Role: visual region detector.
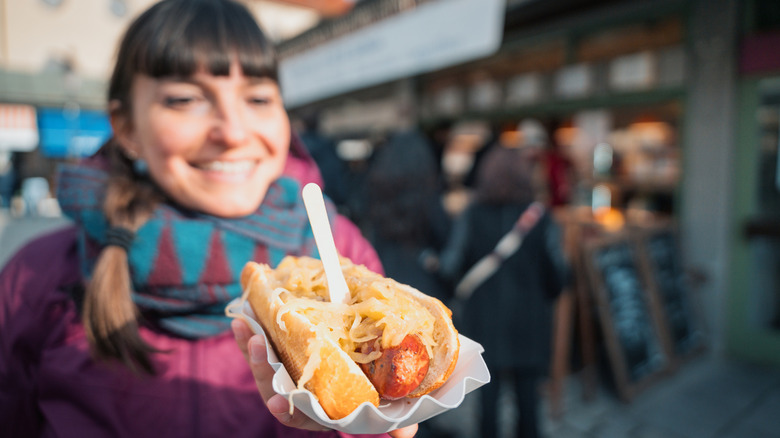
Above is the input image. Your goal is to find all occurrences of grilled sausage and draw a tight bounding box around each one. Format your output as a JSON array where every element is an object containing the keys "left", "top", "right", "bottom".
[{"left": 359, "top": 334, "right": 430, "bottom": 400}]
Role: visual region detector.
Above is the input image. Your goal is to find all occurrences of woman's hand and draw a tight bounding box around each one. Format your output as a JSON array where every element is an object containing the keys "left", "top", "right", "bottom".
[
  {"left": 387, "top": 425, "right": 418, "bottom": 438},
  {"left": 231, "top": 319, "right": 418, "bottom": 437},
  {"left": 232, "top": 319, "right": 330, "bottom": 431}
]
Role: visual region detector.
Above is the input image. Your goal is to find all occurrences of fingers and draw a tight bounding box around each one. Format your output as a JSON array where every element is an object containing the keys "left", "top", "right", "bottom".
[
  {"left": 231, "top": 318, "right": 252, "bottom": 360},
  {"left": 231, "top": 319, "right": 277, "bottom": 402},
  {"left": 245, "top": 335, "right": 281, "bottom": 405},
  {"left": 266, "top": 394, "right": 330, "bottom": 432},
  {"left": 235, "top": 319, "right": 405, "bottom": 434},
  {"left": 388, "top": 424, "right": 418, "bottom": 438},
  {"left": 231, "top": 319, "right": 328, "bottom": 431}
]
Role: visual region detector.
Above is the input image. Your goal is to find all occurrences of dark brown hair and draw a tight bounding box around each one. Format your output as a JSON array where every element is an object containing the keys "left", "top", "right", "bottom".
[
  {"left": 86, "top": 0, "right": 278, "bottom": 374},
  {"left": 367, "top": 130, "right": 440, "bottom": 243},
  {"left": 108, "top": 0, "right": 277, "bottom": 115},
  {"left": 473, "top": 145, "right": 538, "bottom": 205}
]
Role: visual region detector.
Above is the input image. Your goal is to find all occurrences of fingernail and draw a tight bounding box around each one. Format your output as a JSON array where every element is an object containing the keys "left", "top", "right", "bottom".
[{"left": 267, "top": 394, "right": 290, "bottom": 416}]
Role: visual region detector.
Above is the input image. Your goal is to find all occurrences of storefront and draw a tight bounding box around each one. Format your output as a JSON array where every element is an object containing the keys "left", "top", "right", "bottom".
[
  {"left": 289, "top": 0, "right": 688, "bottom": 217},
  {"left": 288, "top": 1, "right": 712, "bottom": 396},
  {"left": 285, "top": 0, "right": 771, "bottom": 373},
  {"left": 418, "top": 7, "right": 686, "bottom": 215},
  {"left": 729, "top": 0, "right": 780, "bottom": 365}
]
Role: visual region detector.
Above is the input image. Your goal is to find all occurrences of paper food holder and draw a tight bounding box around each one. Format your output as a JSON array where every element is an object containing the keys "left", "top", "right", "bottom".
[{"left": 226, "top": 297, "right": 490, "bottom": 434}]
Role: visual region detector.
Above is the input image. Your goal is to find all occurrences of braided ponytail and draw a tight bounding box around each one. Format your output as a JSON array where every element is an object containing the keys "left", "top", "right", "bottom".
[{"left": 82, "top": 140, "right": 162, "bottom": 374}]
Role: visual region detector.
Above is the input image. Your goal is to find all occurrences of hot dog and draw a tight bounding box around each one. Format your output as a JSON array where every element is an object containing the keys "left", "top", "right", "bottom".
[{"left": 239, "top": 256, "right": 459, "bottom": 420}]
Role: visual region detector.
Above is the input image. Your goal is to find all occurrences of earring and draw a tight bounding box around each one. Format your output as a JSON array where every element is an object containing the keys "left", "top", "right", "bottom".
[
  {"left": 120, "top": 147, "right": 147, "bottom": 176},
  {"left": 133, "top": 158, "right": 149, "bottom": 176}
]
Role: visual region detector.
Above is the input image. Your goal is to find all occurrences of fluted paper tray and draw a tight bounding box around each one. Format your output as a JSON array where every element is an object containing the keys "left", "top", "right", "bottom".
[{"left": 226, "top": 298, "right": 490, "bottom": 434}]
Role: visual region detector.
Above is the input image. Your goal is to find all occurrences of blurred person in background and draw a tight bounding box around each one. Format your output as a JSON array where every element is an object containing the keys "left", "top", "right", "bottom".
[
  {"left": 440, "top": 121, "right": 493, "bottom": 219},
  {"left": 0, "top": 1, "right": 415, "bottom": 437},
  {"left": 20, "top": 176, "right": 51, "bottom": 217},
  {"left": 0, "top": 151, "right": 15, "bottom": 209},
  {"left": 438, "top": 144, "right": 569, "bottom": 438},
  {"left": 425, "top": 122, "right": 450, "bottom": 175},
  {"left": 516, "top": 118, "right": 577, "bottom": 208},
  {"left": 539, "top": 119, "right": 575, "bottom": 208},
  {"left": 364, "top": 129, "right": 451, "bottom": 303},
  {"left": 516, "top": 119, "right": 553, "bottom": 205},
  {"left": 296, "top": 112, "right": 351, "bottom": 209}
]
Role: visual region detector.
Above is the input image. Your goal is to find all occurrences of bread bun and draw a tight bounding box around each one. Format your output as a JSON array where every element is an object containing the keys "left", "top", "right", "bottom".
[{"left": 239, "top": 256, "right": 459, "bottom": 420}]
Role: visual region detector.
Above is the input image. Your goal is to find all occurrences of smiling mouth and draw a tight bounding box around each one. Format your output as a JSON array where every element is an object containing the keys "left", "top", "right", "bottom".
[{"left": 196, "top": 160, "right": 257, "bottom": 174}]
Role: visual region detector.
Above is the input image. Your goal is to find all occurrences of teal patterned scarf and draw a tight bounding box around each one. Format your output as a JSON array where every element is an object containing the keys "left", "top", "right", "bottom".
[{"left": 56, "top": 156, "right": 329, "bottom": 338}]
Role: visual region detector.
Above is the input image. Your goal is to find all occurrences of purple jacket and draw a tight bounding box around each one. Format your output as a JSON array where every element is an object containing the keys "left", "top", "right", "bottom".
[{"left": 0, "top": 216, "right": 385, "bottom": 438}]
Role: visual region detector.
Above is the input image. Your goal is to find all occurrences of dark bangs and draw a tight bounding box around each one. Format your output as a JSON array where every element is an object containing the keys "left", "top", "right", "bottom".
[{"left": 109, "top": 0, "right": 277, "bottom": 102}]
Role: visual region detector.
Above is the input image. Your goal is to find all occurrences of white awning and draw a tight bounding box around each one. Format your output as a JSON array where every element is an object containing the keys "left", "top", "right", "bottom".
[
  {"left": 279, "top": 0, "right": 506, "bottom": 108},
  {"left": 0, "top": 104, "right": 38, "bottom": 152}
]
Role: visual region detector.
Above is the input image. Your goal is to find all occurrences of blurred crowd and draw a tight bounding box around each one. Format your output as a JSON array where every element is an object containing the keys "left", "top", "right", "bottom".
[{"left": 297, "top": 115, "right": 574, "bottom": 438}]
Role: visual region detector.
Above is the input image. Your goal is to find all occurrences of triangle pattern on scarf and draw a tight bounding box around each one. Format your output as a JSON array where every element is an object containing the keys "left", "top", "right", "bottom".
[
  {"left": 131, "top": 218, "right": 164, "bottom": 284},
  {"left": 57, "top": 154, "right": 326, "bottom": 338},
  {"left": 147, "top": 226, "right": 183, "bottom": 286},
  {"left": 173, "top": 220, "right": 214, "bottom": 285},
  {"left": 223, "top": 230, "right": 256, "bottom": 279},
  {"left": 253, "top": 244, "right": 269, "bottom": 266},
  {"left": 200, "top": 230, "right": 233, "bottom": 285}
]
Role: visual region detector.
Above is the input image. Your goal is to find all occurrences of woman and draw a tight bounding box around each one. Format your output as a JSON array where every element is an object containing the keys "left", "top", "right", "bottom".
[
  {"left": 0, "top": 1, "right": 415, "bottom": 437},
  {"left": 439, "top": 145, "right": 569, "bottom": 438}
]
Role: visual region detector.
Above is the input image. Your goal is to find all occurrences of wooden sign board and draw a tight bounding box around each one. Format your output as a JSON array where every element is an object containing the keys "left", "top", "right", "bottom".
[
  {"left": 582, "top": 232, "right": 672, "bottom": 402},
  {"left": 634, "top": 224, "right": 706, "bottom": 366}
]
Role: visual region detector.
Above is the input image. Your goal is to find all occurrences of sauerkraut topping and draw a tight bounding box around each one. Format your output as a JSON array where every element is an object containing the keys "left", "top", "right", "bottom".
[{"left": 270, "top": 256, "right": 437, "bottom": 365}]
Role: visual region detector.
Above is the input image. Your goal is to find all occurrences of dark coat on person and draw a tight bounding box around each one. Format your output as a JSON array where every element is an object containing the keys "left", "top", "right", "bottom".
[
  {"left": 451, "top": 202, "right": 566, "bottom": 372},
  {"left": 439, "top": 145, "right": 569, "bottom": 373}
]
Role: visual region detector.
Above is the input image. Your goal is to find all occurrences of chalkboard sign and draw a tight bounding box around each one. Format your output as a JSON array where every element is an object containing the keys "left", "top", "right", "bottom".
[
  {"left": 583, "top": 232, "right": 671, "bottom": 401},
  {"left": 636, "top": 225, "right": 705, "bottom": 364}
]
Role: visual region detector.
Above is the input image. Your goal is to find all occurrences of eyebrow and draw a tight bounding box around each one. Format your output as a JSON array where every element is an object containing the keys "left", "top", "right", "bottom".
[
  {"left": 246, "top": 77, "right": 275, "bottom": 85},
  {"left": 157, "top": 75, "right": 275, "bottom": 87}
]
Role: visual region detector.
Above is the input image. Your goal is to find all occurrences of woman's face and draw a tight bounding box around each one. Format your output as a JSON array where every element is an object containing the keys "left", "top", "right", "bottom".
[{"left": 115, "top": 61, "right": 290, "bottom": 218}]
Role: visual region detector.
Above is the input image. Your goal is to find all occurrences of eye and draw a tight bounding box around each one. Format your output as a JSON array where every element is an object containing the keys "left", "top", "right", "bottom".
[
  {"left": 246, "top": 81, "right": 280, "bottom": 107},
  {"left": 164, "top": 95, "right": 201, "bottom": 108},
  {"left": 247, "top": 95, "right": 273, "bottom": 106}
]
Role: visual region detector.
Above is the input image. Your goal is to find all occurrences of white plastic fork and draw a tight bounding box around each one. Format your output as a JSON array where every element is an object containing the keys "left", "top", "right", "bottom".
[{"left": 301, "top": 182, "right": 350, "bottom": 304}]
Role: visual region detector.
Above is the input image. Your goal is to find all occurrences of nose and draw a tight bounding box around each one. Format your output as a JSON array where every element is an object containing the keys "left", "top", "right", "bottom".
[{"left": 210, "top": 102, "right": 248, "bottom": 147}]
